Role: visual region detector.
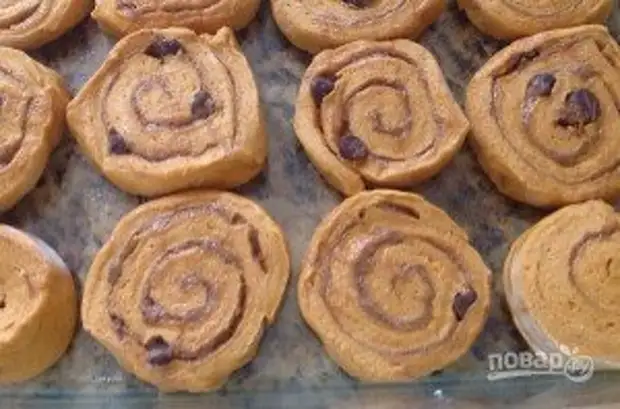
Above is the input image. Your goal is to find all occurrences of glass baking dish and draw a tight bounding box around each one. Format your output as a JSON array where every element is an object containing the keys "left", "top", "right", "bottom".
[{"left": 1, "top": 1, "right": 620, "bottom": 408}]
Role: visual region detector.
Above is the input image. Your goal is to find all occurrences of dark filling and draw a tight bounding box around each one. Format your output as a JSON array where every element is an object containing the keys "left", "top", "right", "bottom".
[
  {"left": 110, "top": 314, "right": 127, "bottom": 339},
  {"left": 108, "top": 128, "right": 131, "bottom": 155},
  {"left": 375, "top": 202, "right": 421, "bottom": 220},
  {"left": 452, "top": 288, "right": 478, "bottom": 321},
  {"left": 503, "top": 50, "right": 540, "bottom": 75},
  {"left": 557, "top": 89, "right": 601, "bottom": 127},
  {"left": 311, "top": 75, "right": 335, "bottom": 106},
  {"left": 338, "top": 133, "right": 368, "bottom": 161},
  {"left": 526, "top": 73, "right": 556, "bottom": 98},
  {"left": 144, "top": 38, "right": 183, "bottom": 60},
  {"left": 191, "top": 90, "right": 216, "bottom": 120},
  {"left": 145, "top": 336, "right": 174, "bottom": 366},
  {"left": 248, "top": 228, "right": 267, "bottom": 273},
  {"left": 342, "top": 0, "right": 372, "bottom": 8}
]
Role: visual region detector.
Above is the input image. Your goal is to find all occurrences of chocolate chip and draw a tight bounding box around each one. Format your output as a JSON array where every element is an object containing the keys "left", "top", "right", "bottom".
[
  {"left": 311, "top": 75, "right": 335, "bottom": 105},
  {"left": 342, "top": 0, "right": 371, "bottom": 7},
  {"left": 452, "top": 288, "right": 478, "bottom": 321},
  {"left": 526, "top": 73, "right": 556, "bottom": 98},
  {"left": 144, "top": 38, "right": 183, "bottom": 60},
  {"left": 108, "top": 128, "right": 130, "bottom": 155},
  {"left": 109, "top": 314, "right": 127, "bottom": 339},
  {"left": 145, "top": 336, "right": 174, "bottom": 366},
  {"left": 191, "top": 90, "right": 216, "bottom": 119},
  {"left": 338, "top": 134, "right": 368, "bottom": 161},
  {"left": 557, "top": 89, "right": 601, "bottom": 127}
]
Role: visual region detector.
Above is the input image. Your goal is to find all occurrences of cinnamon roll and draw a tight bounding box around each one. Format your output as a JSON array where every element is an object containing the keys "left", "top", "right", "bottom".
[
  {"left": 92, "top": 0, "right": 260, "bottom": 37},
  {"left": 299, "top": 190, "right": 491, "bottom": 381},
  {"left": 467, "top": 25, "right": 620, "bottom": 208},
  {"left": 66, "top": 27, "right": 266, "bottom": 197},
  {"left": 458, "top": 0, "right": 612, "bottom": 39},
  {"left": 295, "top": 39, "right": 469, "bottom": 196},
  {"left": 81, "top": 190, "right": 290, "bottom": 392},
  {"left": 0, "top": 225, "right": 76, "bottom": 384},
  {"left": 0, "top": 0, "right": 92, "bottom": 49},
  {"left": 271, "top": 0, "right": 445, "bottom": 53},
  {"left": 504, "top": 200, "right": 620, "bottom": 369},
  {"left": 0, "top": 47, "right": 69, "bottom": 211}
]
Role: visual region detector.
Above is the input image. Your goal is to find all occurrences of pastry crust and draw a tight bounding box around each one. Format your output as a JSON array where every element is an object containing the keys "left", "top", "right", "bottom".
[
  {"left": 458, "top": 0, "right": 612, "bottom": 39},
  {"left": 93, "top": 0, "right": 260, "bottom": 37},
  {"left": 271, "top": 0, "right": 444, "bottom": 54},
  {"left": 82, "top": 190, "right": 290, "bottom": 392},
  {"left": 67, "top": 27, "right": 266, "bottom": 197},
  {"left": 298, "top": 190, "right": 491, "bottom": 381},
  {"left": 0, "top": 47, "right": 69, "bottom": 211},
  {"left": 0, "top": 225, "right": 76, "bottom": 384},
  {"left": 504, "top": 200, "right": 620, "bottom": 369},
  {"left": 0, "top": 0, "right": 92, "bottom": 49},
  {"left": 466, "top": 25, "right": 620, "bottom": 208},
  {"left": 295, "top": 39, "right": 469, "bottom": 196}
]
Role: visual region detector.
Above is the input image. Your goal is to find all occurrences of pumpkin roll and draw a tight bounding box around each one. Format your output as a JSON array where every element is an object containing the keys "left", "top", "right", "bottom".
[
  {"left": 271, "top": 0, "right": 445, "bottom": 54},
  {"left": 0, "top": 0, "right": 92, "bottom": 49},
  {"left": 457, "top": 0, "right": 612, "bottom": 40},
  {"left": 294, "top": 39, "right": 469, "bottom": 196},
  {"left": 467, "top": 25, "right": 620, "bottom": 208},
  {"left": 82, "top": 191, "right": 290, "bottom": 392},
  {"left": 0, "top": 225, "right": 77, "bottom": 384},
  {"left": 67, "top": 27, "right": 265, "bottom": 197},
  {"left": 299, "top": 190, "right": 491, "bottom": 381},
  {"left": 0, "top": 47, "right": 69, "bottom": 211},
  {"left": 504, "top": 200, "right": 620, "bottom": 369},
  {"left": 92, "top": 0, "right": 260, "bottom": 38}
]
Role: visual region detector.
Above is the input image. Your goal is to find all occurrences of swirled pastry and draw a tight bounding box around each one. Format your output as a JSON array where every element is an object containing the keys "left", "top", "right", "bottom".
[
  {"left": 82, "top": 190, "right": 290, "bottom": 392},
  {"left": 504, "top": 200, "right": 620, "bottom": 369},
  {"left": 0, "top": 0, "right": 92, "bottom": 49},
  {"left": 299, "top": 190, "right": 491, "bottom": 381},
  {"left": 0, "top": 47, "right": 69, "bottom": 211},
  {"left": 295, "top": 40, "right": 469, "bottom": 196},
  {"left": 0, "top": 225, "right": 76, "bottom": 384},
  {"left": 457, "top": 0, "right": 612, "bottom": 39},
  {"left": 67, "top": 27, "right": 265, "bottom": 197},
  {"left": 271, "top": 0, "right": 444, "bottom": 53},
  {"left": 467, "top": 25, "right": 620, "bottom": 208},
  {"left": 92, "top": 0, "right": 260, "bottom": 37}
]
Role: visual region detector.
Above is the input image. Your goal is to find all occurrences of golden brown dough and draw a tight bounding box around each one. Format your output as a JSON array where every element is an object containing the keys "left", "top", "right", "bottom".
[
  {"left": 0, "top": 47, "right": 69, "bottom": 211},
  {"left": 0, "top": 225, "right": 77, "bottom": 384},
  {"left": 271, "top": 0, "right": 445, "bottom": 54},
  {"left": 504, "top": 200, "right": 620, "bottom": 369},
  {"left": 299, "top": 190, "right": 491, "bottom": 381},
  {"left": 67, "top": 27, "right": 266, "bottom": 197},
  {"left": 467, "top": 25, "right": 620, "bottom": 208},
  {"left": 82, "top": 190, "right": 290, "bottom": 392},
  {"left": 295, "top": 39, "right": 469, "bottom": 196},
  {"left": 93, "top": 0, "right": 260, "bottom": 37},
  {"left": 458, "top": 0, "right": 612, "bottom": 39}
]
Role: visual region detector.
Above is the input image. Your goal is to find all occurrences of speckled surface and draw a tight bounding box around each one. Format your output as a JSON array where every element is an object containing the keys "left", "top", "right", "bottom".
[{"left": 2, "top": 1, "right": 620, "bottom": 408}]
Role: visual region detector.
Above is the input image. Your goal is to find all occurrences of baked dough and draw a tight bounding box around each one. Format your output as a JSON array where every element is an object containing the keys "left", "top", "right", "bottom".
[
  {"left": 466, "top": 25, "right": 620, "bottom": 208},
  {"left": 0, "top": 225, "right": 76, "bottom": 384},
  {"left": 93, "top": 0, "right": 260, "bottom": 38},
  {"left": 82, "top": 190, "right": 290, "bottom": 392},
  {"left": 0, "top": 0, "right": 92, "bottom": 49},
  {"left": 299, "top": 190, "right": 491, "bottom": 381},
  {"left": 457, "top": 0, "right": 612, "bottom": 39},
  {"left": 67, "top": 27, "right": 266, "bottom": 197},
  {"left": 504, "top": 200, "right": 620, "bottom": 369},
  {"left": 271, "top": 0, "right": 444, "bottom": 54},
  {"left": 295, "top": 39, "right": 469, "bottom": 196},
  {"left": 0, "top": 47, "right": 69, "bottom": 211}
]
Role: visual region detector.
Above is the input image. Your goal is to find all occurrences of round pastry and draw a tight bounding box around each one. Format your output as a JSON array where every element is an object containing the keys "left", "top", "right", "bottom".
[
  {"left": 66, "top": 27, "right": 266, "bottom": 197},
  {"left": 295, "top": 39, "right": 469, "bottom": 196},
  {"left": 92, "top": 0, "right": 260, "bottom": 38},
  {"left": 0, "top": 47, "right": 69, "bottom": 212},
  {"left": 81, "top": 190, "right": 290, "bottom": 392},
  {"left": 0, "top": 225, "right": 77, "bottom": 384},
  {"left": 504, "top": 200, "right": 620, "bottom": 369},
  {"left": 298, "top": 190, "right": 492, "bottom": 381},
  {"left": 466, "top": 25, "right": 620, "bottom": 208},
  {"left": 457, "top": 0, "right": 612, "bottom": 40},
  {"left": 271, "top": 0, "right": 445, "bottom": 54},
  {"left": 0, "top": 0, "right": 92, "bottom": 49}
]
